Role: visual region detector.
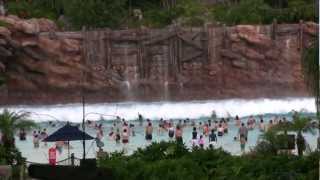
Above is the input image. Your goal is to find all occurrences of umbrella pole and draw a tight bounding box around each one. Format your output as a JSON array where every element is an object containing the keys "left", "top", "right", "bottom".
[
  {"left": 82, "top": 94, "right": 86, "bottom": 160},
  {"left": 68, "top": 141, "right": 70, "bottom": 164}
]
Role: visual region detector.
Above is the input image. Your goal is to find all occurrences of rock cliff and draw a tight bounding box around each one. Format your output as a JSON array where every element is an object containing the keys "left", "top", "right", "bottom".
[{"left": 0, "top": 15, "right": 317, "bottom": 104}]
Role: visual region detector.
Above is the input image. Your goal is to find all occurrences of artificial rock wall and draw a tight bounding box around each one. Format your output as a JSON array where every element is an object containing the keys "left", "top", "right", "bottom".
[{"left": 0, "top": 15, "right": 317, "bottom": 104}]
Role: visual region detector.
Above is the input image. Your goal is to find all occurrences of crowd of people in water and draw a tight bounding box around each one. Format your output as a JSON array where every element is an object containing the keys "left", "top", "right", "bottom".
[
  {"left": 84, "top": 113, "right": 292, "bottom": 153},
  {"left": 0, "top": 111, "right": 305, "bottom": 155}
]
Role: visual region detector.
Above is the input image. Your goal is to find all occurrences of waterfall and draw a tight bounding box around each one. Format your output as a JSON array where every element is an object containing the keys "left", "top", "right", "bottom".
[{"left": 123, "top": 46, "right": 134, "bottom": 100}]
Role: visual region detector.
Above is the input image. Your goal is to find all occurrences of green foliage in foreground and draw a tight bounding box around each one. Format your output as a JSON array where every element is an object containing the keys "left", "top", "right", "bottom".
[
  {"left": 5, "top": 0, "right": 317, "bottom": 29},
  {"left": 99, "top": 142, "right": 319, "bottom": 180},
  {"left": 211, "top": 0, "right": 316, "bottom": 25},
  {"left": 0, "top": 109, "right": 37, "bottom": 165}
]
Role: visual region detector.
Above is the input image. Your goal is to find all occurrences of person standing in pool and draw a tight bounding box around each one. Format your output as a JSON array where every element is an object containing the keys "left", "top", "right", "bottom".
[
  {"left": 217, "top": 124, "right": 224, "bottom": 137},
  {"left": 240, "top": 134, "right": 246, "bottom": 153},
  {"left": 168, "top": 123, "right": 175, "bottom": 139},
  {"left": 266, "top": 120, "right": 273, "bottom": 131},
  {"left": 109, "top": 127, "right": 115, "bottom": 139},
  {"left": 175, "top": 125, "right": 183, "bottom": 144},
  {"left": 198, "top": 122, "right": 202, "bottom": 131},
  {"left": 203, "top": 123, "right": 209, "bottom": 136},
  {"left": 138, "top": 114, "right": 143, "bottom": 126},
  {"left": 33, "top": 134, "right": 40, "bottom": 148},
  {"left": 41, "top": 129, "right": 48, "bottom": 146},
  {"left": 19, "top": 128, "right": 26, "bottom": 141},
  {"left": 222, "top": 120, "right": 228, "bottom": 134},
  {"left": 158, "top": 118, "right": 165, "bottom": 134},
  {"left": 177, "top": 120, "right": 182, "bottom": 128},
  {"left": 238, "top": 123, "right": 248, "bottom": 141},
  {"left": 198, "top": 135, "right": 205, "bottom": 148},
  {"left": 191, "top": 127, "right": 198, "bottom": 147},
  {"left": 259, "top": 119, "right": 265, "bottom": 132},
  {"left": 55, "top": 141, "right": 63, "bottom": 154},
  {"left": 235, "top": 115, "right": 241, "bottom": 127},
  {"left": 122, "top": 122, "right": 129, "bottom": 135},
  {"left": 211, "top": 110, "right": 217, "bottom": 121},
  {"left": 32, "top": 131, "right": 39, "bottom": 148},
  {"left": 191, "top": 119, "right": 195, "bottom": 127},
  {"left": 122, "top": 129, "right": 129, "bottom": 153},
  {"left": 115, "top": 129, "right": 121, "bottom": 144},
  {"left": 129, "top": 123, "right": 135, "bottom": 136},
  {"left": 145, "top": 122, "right": 153, "bottom": 142},
  {"left": 183, "top": 120, "right": 187, "bottom": 128},
  {"left": 96, "top": 127, "right": 103, "bottom": 142},
  {"left": 209, "top": 129, "right": 217, "bottom": 148},
  {"left": 214, "top": 120, "right": 219, "bottom": 130}
]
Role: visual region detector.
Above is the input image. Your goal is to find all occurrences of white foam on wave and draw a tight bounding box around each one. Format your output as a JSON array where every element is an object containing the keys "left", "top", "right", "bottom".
[{"left": 0, "top": 97, "right": 316, "bottom": 122}]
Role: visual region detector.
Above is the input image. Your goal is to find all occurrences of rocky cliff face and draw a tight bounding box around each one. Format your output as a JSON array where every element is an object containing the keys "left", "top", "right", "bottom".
[{"left": 0, "top": 15, "right": 317, "bottom": 104}]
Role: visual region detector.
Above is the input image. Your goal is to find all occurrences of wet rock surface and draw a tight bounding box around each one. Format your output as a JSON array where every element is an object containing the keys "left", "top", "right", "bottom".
[{"left": 0, "top": 15, "right": 317, "bottom": 105}]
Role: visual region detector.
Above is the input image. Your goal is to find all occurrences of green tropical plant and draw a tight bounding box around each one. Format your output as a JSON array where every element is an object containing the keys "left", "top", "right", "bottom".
[
  {"left": 254, "top": 130, "right": 280, "bottom": 155},
  {"left": 99, "top": 141, "right": 319, "bottom": 180},
  {"left": 0, "top": 109, "right": 36, "bottom": 164},
  {"left": 269, "top": 112, "right": 315, "bottom": 156},
  {"left": 5, "top": 0, "right": 316, "bottom": 29},
  {"left": 62, "top": 0, "right": 127, "bottom": 29}
]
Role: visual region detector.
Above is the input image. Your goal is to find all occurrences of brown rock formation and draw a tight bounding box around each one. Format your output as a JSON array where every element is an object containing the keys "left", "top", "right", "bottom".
[{"left": 0, "top": 15, "right": 317, "bottom": 105}]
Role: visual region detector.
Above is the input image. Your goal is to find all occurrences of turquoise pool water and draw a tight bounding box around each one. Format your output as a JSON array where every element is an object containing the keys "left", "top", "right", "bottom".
[{"left": 2, "top": 98, "right": 317, "bottom": 163}]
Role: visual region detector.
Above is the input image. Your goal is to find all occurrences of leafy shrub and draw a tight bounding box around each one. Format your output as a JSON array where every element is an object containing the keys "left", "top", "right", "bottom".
[
  {"left": 7, "top": 1, "right": 57, "bottom": 20},
  {"left": 99, "top": 141, "right": 318, "bottom": 180},
  {"left": 5, "top": 0, "right": 316, "bottom": 29},
  {"left": 63, "top": 0, "right": 127, "bottom": 30},
  {"left": 211, "top": 0, "right": 316, "bottom": 25},
  {"left": 0, "top": 144, "right": 24, "bottom": 165}
]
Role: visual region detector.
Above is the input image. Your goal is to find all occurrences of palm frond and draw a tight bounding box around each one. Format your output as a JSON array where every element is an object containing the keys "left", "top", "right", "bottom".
[
  {"left": 0, "top": 109, "right": 36, "bottom": 137},
  {"left": 291, "top": 116, "right": 315, "bottom": 134},
  {"left": 15, "top": 120, "right": 38, "bottom": 131}
]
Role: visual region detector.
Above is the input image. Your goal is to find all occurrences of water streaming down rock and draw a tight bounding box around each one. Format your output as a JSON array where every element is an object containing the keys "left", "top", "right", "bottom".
[{"left": 123, "top": 46, "right": 134, "bottom": 100}]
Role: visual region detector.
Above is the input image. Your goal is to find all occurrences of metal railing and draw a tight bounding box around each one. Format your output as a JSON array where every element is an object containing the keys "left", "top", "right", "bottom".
[
  {"left": 26, "top": 155, "right": 81, "bottom": 167},
  {"left": 56, "top": 155, "right": 81, "bottom": 166}
]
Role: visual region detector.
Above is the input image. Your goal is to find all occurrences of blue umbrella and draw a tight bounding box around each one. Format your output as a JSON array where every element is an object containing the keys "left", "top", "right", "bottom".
[
  {"left": 43, "top": 123, "right": 94, "bottom": 142},
  {"left": 43, "top": 123, "right": 94, "bottom": 160}
]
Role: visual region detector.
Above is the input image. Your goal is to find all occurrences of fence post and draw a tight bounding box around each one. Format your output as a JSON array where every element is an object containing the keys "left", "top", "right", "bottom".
[{"left": 71, "top": 153, "right": 75, "bottom": 166}]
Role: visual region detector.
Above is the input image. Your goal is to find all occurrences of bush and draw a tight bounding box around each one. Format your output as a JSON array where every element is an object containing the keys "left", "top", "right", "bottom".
[
  {"left": 210, "top": 0, "right": 316, "bottom": 25},
  {"left": 5, "top": 0, "right": 316, "bottom": 29},
  {"left": 99, "top": 141, "right": 318, "bottom": 180},
  {"left": 7, "top": 1, "right": 58, "bottom": 20},
  {"left": 0, "top": 145, "right": 24, "bottom": 165},
  {"left": 63, "top": 0, "right": 127, "bottom": 30}
]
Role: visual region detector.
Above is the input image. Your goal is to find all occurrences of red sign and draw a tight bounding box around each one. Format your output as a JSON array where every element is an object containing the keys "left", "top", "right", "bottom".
[{"left": 48, "top": 147, "right": 56, "bottom": 166}]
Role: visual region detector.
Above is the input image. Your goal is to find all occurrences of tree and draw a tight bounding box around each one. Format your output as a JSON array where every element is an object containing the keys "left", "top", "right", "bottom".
[
  {"left": 290, "top": 113, "right": 315, "bottom": 156},
  {"left": 0, "top": 109, "right": 36, "bottom": 164},
  {"left": 63, "top": 0, "right": 127, "bottom": 30},
  {"left": 270, "top": 112, "right": 315, "bottom": 156},
  {"left": 302, "top": 40, "right": 319, "bottom": 149},
  {"left": 264, "top": 0, "right": 288, "bottom": 8}
]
